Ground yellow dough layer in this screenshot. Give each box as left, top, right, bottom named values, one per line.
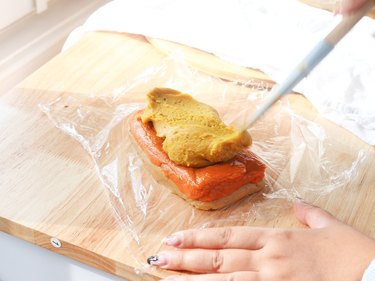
left=141, top=88, right=251, bottom=167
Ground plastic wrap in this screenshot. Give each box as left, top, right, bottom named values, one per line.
left=40, top=56, right=368, bottom=274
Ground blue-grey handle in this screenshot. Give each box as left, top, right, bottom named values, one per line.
left=243, top=0, right=374, bottom=130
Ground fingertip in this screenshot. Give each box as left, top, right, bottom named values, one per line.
left=293, top=198, right=338, bottom=229
left=338, top=0, right=369, bottom=15
left=147, top=252, right=170, bottom=268
left=162, top=232, right=183, bottom=247
left=293, top=197, right=313, bottom=211
left=293, top=198, right=313, bottom=224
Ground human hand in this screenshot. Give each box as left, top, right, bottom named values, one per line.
left=339, top=0, right=372, bottom=14
left=148, top=200, right=375, bottom=281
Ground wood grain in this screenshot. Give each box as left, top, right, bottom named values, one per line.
left=1, top=31, right=374, bottom=281
left=147, top=37, right=275, bottom=89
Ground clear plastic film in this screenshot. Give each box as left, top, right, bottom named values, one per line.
left=40, top=55, right=369, bottom=275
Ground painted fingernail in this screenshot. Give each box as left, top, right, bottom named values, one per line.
left=147, top=253, right=168, bottom=266
left=162, top=233, right=182, bottom=247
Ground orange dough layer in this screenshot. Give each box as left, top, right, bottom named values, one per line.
left=129, top=111, right=266, bottom=202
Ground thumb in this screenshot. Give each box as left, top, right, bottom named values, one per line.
left=293, top=199, right=341, bottom=229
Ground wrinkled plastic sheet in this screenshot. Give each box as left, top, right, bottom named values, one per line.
left=40, top=56, right=368, bottom=274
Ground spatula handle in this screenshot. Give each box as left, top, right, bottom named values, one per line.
left=242, top=0, right=374, bottom=130
left=326, top=0, right=374, bottom=45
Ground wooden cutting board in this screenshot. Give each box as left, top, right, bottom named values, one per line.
left=1, top=32, right=375, bottom=280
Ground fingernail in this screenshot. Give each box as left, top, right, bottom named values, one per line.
left=162, top=233, right=182, bottom=247
left=147, top=253, right=168, bottom=266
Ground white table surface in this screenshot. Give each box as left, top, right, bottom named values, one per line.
left=0, top=232, right=126, bottom=281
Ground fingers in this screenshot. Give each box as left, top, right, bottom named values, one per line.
left=293, top=199, right=340, bottom=229
left=161, top=272, right=261, bottom=281
left=162, top=227, right=266, bottom=250
left=339, top=0, right=369, bottom=14
left=149, top=249, right=260, bottom=273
